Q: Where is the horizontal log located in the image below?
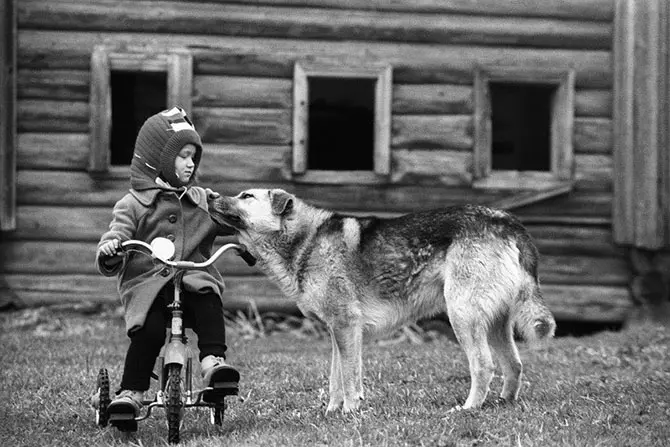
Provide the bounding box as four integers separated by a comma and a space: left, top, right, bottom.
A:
575, 154, 612, 192
9, 206, 621, 256
1, 275, 631, 322
193, 76, 292, 108
19, 31, 613, 87
192, 107, 292, 145
18, 0, 612, 49
542, 284, 631, 322
16, 170, 613, 218
574, 117, 612, 154
574, 89, 611, 118
17, 69, 89, 101
526, 224, 623, 257
199, 144, 291, 182
391, 115, 472, 150
17, 132, 88, 170
391, 150, 471, 185
0, 238, 627, 287
17, 99, 88, 133
392, 84, 473, 115
0, 241, 261, 275
179, 0, 614, 22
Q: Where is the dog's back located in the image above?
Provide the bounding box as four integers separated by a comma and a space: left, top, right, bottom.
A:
346, 205, 554, 343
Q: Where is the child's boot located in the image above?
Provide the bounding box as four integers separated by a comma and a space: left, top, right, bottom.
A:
201, 355, 240, 401
108, 389, 143, 431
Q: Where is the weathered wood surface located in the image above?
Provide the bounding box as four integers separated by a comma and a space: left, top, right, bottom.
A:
1, 0, 17, 231
15, 169, 613, 219
175, 0, 615, 21
21, 72, 611, 118
18, 0, 611, 50
8, 206, 621, 255
17, 99, 612, 155
18, 31, 612, 87
0, 273, 631, 322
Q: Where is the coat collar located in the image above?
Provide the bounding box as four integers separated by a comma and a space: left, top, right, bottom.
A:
129, 186, 203, 207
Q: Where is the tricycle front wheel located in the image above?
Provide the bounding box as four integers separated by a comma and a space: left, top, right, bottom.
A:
165, 364, 183, 444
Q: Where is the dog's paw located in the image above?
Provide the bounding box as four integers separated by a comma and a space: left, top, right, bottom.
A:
447, 404, 464, 414
326, 399, 343, 414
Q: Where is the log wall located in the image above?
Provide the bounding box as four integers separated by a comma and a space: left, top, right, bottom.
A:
1, 0, 632, 322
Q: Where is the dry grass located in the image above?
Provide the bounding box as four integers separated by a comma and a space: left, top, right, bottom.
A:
1, 305, 669, 446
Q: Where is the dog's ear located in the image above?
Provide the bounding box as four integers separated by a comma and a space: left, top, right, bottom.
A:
270, 189, 294, 216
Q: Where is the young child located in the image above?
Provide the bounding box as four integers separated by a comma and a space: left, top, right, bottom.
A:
96, 106, 238, 418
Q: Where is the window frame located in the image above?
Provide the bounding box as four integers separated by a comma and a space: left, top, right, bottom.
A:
292, 61, 392, 184
473, 66, 575, 190
89, 45, 193, 173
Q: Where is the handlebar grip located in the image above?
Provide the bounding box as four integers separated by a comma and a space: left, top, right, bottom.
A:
236, 247, 257, 267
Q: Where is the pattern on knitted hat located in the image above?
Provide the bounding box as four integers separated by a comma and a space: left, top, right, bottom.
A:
130, 106, 202, 190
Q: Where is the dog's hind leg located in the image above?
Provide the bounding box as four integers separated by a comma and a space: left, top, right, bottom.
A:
448, 306, 495, 410
326, 329, 344, 413
489, 321, 522, 402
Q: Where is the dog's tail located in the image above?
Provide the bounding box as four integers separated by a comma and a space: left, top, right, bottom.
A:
513, 279, 556, 342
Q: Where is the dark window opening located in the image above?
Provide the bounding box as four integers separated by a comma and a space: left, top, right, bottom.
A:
490, 82, 553, 172
307, 77, 375, 171
110, 71, 167, 166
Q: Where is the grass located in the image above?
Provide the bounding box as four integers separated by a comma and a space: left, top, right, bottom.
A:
1, 305, 669, 447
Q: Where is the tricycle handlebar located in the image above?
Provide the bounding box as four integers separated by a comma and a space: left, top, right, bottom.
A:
120, 239, 256, 269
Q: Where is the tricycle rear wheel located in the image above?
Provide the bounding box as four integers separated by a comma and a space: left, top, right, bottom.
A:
95, 368, 111, 427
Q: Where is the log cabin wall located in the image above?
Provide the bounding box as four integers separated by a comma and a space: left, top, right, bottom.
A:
1, 0, 631, 323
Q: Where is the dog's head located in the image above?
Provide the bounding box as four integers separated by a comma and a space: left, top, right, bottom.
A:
210, 188, 295, 235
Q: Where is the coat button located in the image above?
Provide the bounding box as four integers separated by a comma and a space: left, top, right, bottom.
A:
160, 268, 170, 277
168, 214, 177, 223
167, 234, 175, 242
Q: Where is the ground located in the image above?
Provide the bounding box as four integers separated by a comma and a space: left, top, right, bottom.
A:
0, 305, 669, 446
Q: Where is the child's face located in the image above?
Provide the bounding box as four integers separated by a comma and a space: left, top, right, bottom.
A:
174, 144, 197, 184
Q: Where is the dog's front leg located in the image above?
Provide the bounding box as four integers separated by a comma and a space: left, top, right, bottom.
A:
326, 329, 344, 413
332, 323, 364, 413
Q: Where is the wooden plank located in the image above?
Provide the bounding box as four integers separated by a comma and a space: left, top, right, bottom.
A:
178, 0, 614, 21
17, 99, 88, 133
612, 0, 635, 244
193, 75, 292, 108
392, 84, 473, 115
542, 284, 631, 322
391, 150, 471, 185
18, 0, 612, 49
17, 69, 89, 101
2, 275, 631, 323
527, 224, 624, 257
17, 132, 88, 170
88, 45, 110, 172
0, 241, 263, 275
16, 169, 614, 219
18, 31, 613, 87
575, 154, 612, 192
8, 206, 623, 260
167, 50, 194, 115
391, 115, 472, 151
539, 255, 629, 286
193, 107, 291, 145
199, 144, 290, 182
574, 117, 612, 154
575, 89, 611, 117
631, 0, 662, 248
1, 0, 17, 231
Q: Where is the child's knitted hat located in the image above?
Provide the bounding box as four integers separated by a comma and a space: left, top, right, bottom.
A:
130, 106, 202, 190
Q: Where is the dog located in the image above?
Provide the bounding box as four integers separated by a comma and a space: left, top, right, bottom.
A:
210, 189, 556, 414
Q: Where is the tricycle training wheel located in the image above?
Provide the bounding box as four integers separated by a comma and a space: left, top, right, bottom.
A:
95, 368, 111, 427
165, 364, 183, 444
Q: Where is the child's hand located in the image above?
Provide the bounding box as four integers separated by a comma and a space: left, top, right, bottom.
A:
99, 239, 122, 258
